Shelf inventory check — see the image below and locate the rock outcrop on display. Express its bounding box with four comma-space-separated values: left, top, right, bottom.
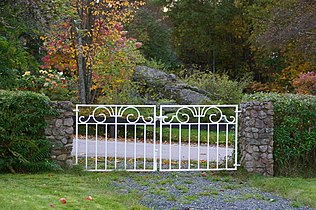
134, 66, 211, 105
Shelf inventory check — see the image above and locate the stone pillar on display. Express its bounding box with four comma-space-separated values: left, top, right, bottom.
240, 101, 274, 176
45, 101, 74, 168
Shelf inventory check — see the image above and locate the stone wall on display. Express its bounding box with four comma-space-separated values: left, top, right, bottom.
45, 101, 73, 168
240, 101, 274, 176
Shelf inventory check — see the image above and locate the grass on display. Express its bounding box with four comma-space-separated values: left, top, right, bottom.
78, 124, 235, 145
158, 127, 235, 145
249, 175, 316, 209
0, 171, 145, 210
1, 170, 315, 209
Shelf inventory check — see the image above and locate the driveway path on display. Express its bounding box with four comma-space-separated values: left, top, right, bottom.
72, 139, 233, 161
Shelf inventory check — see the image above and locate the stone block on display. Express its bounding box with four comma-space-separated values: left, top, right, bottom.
65, 127, 73, 135
245, 161, 254, 168
259, 133, 270, 139
260, 153, 267, 158
258, 111, 267, 119
57, 154, 67, 161
64, 111, 73, 117
249, 140, 260, 146
255, 119, 264, 128
55, 119, 63, 128
253, 146, 259, 152
250, 110, 258, 118
261, 138, 270, 145
251, 128, 259, 133
245, 153, 253, 161
51, 149, 62, 156
245, 132, 253, 138
259, 145, 267, 152
45, 128, 52, 135
245, 127, 252, 132
66, 159, 73, 168
61, 137, 67, 144
52, 141, 63, 148
64, 118, 73, 126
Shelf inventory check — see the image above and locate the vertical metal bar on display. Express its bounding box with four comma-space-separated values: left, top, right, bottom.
197, 107, 201, 170
75, 105, 79, 165
124, 124, 127, 170
153, 106, 157, 171
144, 124, 147, 170
169, 124, 172, 170
179, 124, 182, 169
207, 124, 210, 169
85, 124, 88, 170
134, 124, 137, 170
216, 124, 219, 169
159, 107, 162, 171
188, 124, 191, 169
114, 106, 118, 169
95, 124, 98, 170
105, 124, 107, 170
235, 106, 239, 169
226, 123, 228, 169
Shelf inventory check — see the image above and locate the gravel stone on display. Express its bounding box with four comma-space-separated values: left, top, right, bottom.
111, 172, 312, 210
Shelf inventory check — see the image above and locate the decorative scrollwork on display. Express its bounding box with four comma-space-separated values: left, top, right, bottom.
161, 105, 237, 124
78, 106, 114, 123
119, 106, 140, 123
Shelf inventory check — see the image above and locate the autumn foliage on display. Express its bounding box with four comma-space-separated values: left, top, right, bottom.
41, 0, 145, 103
293, 72, 316, 95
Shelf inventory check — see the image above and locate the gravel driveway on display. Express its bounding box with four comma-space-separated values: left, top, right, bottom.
111, 171, 312, 210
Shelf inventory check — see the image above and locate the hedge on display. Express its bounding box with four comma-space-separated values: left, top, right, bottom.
0, 90, 60, 173
243, 93, 316, 176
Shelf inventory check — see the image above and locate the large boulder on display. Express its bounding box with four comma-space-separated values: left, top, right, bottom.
134, 66, 211, 105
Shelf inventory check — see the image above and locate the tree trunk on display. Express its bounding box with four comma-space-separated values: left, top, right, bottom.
76, 21, 86, 104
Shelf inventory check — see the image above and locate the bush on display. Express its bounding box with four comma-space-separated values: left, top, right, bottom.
292, 71, 316, 95
0, 90, 60, 173
18, 70, 76, 101
243, 93, 316, 176
184, 71, 251, 104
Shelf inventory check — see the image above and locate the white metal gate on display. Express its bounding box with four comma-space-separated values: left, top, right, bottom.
74, 104, 239, 171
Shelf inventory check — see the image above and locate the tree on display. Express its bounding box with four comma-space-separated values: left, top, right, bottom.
0, 0, 66, 89
127, 1, 179, 68
247, 0, 316, 91
42, 0, 144, 103
161, 0, 251, 78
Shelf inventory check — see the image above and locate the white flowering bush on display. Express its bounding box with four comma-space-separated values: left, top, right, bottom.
18, 70, 76, 101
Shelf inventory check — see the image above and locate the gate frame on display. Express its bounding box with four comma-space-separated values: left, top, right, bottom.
74, 104, 240, 172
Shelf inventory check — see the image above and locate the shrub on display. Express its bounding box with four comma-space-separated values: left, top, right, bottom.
292, 71, 316, 95
184, 71, 251, 104
0, 90, 60, 173
243, 93, 316, 176
18, 70, 76, 101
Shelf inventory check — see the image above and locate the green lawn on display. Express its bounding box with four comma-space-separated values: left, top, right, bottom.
0, 171, 145, 210
1, 171, 315, 209
249, 175, 316, 209
157, 127, 235, 145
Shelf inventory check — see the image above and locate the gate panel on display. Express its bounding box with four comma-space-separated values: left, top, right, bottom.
74, 105, 157, 171
159, 105, 239, 171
